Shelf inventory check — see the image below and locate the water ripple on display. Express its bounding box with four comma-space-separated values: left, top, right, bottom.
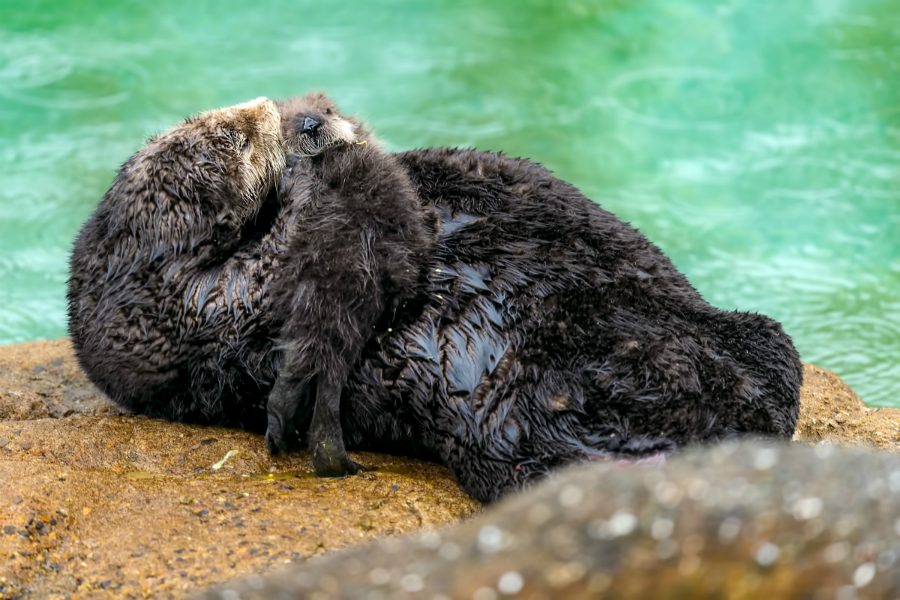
605, 67, 745, 130
821, 15, 900, 60
0, 296, 67, 345
0, 34, 146, 109
742, 158, 847, 201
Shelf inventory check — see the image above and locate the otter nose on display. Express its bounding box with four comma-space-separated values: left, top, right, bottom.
301, 116, 320, 132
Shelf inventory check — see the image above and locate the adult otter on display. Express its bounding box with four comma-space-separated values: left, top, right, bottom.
69, 95, 802, 503
67, 98, 291, 432
264, 93, 437, 477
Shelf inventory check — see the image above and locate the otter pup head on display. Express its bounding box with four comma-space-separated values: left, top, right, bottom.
109, 97, 285, 251
277, 92, 380, 157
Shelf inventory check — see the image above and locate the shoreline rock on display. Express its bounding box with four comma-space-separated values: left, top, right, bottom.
793, 362, 900, 448
0, 338, 895, 598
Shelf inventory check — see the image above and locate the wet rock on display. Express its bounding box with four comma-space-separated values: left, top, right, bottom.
0, 418, 477, 598
0, 338, 124, 420
196, 441, 900, 599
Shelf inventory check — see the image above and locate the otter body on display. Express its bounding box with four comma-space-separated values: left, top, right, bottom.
69, 96, 802, 503
265, 93, 437, 477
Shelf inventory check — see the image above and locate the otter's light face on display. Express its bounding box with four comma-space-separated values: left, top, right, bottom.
131, 97, 284, 235
277, 92, 369, 157
185, 97, 286, 225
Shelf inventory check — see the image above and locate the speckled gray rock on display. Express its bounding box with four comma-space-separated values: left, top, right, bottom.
194, 441, 900, 599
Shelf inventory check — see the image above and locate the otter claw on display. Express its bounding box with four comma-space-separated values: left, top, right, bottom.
312, 442, 367, 478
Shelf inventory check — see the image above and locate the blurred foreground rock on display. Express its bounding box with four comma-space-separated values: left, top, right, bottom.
0, 338, 896, 599
196, 441, 900, 599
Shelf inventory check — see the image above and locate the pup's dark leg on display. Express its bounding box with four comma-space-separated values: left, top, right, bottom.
266, 358, 365, 477
265, 372, 314, 455
262, 286, 378, 478
307, 372, 365, 477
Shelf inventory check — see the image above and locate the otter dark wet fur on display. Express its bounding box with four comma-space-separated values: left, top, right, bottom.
264, 93, 437, 477
67, 98, 292, 431
329, 148, 802, 502
68, 94, 802, 504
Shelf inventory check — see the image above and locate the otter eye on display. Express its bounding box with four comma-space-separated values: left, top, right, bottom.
324, 108, 332, 115
241, 138, 251, 152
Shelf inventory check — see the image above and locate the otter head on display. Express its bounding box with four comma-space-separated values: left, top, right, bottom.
109, 97, 285, 254
277, 92, 379, 157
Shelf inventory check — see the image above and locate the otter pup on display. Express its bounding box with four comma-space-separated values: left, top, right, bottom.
264, 93, 436, 477
68, 98, 295, 431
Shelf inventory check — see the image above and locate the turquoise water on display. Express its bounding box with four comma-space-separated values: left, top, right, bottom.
0, 0, 897, 405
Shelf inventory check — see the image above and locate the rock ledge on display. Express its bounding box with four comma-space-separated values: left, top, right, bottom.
0, 339, 894, 599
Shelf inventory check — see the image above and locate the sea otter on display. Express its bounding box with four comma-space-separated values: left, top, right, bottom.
69, 95, 803, 503
264, 93, 437, 477
259, 98, 802, 499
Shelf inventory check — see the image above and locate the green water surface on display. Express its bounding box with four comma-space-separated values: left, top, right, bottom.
0, 0, 898, 405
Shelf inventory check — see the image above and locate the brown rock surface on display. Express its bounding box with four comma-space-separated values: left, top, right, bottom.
0, 339, 895, 599
793, 363, 900, 449
0, 340, 480, 599
0, 338, 121, 422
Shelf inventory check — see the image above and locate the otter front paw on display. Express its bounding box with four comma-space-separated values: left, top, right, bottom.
311, 440, 367, 478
